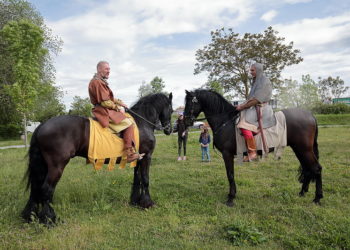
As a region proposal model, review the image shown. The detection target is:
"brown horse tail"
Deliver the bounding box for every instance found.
[23,124,47,192]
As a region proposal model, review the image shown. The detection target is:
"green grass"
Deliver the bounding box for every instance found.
[315,113,350,125]
[0,127,349,249]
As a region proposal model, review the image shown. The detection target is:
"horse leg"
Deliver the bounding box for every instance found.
[299,170,311,197]
[139,155,155,208]
[22,193,40,222]
[38,158,67,225]
[293,148,323,204]
[130,163,141,206]
[223,151,236,207]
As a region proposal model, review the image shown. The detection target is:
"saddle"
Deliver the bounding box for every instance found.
[235,111,287,164]
[87,114,140,170]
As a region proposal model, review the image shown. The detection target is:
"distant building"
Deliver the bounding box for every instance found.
[333,97,350,106]
[175,106,184,114]
[26,121,40,133]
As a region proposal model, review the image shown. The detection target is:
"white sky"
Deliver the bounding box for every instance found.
[29,0,350,109]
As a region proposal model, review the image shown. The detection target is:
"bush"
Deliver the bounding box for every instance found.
[0,124,21,139]
[312,103,350,114]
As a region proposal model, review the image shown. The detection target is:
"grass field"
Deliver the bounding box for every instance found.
[0,127,349,249]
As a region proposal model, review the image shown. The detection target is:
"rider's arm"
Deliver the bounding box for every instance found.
[236,98,259,111]
[101,100,118,110]
[114,98,127,107]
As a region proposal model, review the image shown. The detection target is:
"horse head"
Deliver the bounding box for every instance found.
[184,90,202,128]
[159,92,173,135]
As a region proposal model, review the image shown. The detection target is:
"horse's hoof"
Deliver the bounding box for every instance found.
[130,200,140,207]
[313,199,321,205]
[299,192,305,197]
[226,200,234,207]
[140,199,155,209]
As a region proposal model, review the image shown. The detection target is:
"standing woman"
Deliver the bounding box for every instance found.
[174,114,188,160]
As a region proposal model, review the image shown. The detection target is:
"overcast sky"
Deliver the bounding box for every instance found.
[29,0,350,109]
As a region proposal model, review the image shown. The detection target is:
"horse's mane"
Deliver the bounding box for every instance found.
[131,93,170,115]
[194,89,235,114]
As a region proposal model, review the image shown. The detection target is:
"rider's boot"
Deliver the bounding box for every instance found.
[243,137,257,162]
[123,125,144,163]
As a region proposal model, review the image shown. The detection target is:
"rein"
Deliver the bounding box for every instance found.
[125,108,170,131]
[193,110,238,135]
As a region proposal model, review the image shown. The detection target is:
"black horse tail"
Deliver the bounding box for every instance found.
[313,119,320,160]
[23,124,47,192]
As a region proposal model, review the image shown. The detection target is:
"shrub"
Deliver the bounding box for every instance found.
[225,222,267,246]
[312,103,350,114]
[0,124,21,139]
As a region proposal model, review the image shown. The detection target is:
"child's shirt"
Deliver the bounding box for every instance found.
[199,133,211,145]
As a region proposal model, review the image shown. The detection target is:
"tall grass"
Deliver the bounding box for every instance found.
[0,127,349,249]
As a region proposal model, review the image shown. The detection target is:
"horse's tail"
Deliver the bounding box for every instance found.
[313,119,320,160]
[23,124,47,192]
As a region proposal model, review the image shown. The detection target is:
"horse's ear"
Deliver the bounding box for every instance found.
[168,92,173,101]
[185,90,192,96]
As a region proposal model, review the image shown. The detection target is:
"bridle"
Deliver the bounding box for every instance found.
[125,106,172,131]
[185,96,238,135]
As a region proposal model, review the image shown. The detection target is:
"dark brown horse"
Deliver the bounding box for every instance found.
[184,89,323,206]
[22,93,173,224]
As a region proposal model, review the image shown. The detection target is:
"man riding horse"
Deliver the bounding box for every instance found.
[235,63,275,162]
[88,61,144,162]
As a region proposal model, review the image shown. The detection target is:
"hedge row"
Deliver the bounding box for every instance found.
[0,124,22,139]
[312,103,350,114]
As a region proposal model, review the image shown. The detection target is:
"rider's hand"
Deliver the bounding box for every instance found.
[119,106,126,113]
[236,104,244,111]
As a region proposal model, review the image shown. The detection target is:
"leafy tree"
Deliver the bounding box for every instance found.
[299,75,319,110]
[0,0,63,129]
[203,80,224,95]
[32,84,66,122]
[276,78,300,108]
[194,26,303,99]
[277,75,319,110]
[138,80,153,97]
[138,76,168,97]
[1,19,47,146]
[150,76,166,93]
[69,96,93,117]
[318,76,349,103]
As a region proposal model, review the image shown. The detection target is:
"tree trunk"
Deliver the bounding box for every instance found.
[23,113,28,148]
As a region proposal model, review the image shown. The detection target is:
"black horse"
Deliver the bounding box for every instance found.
[22,93,173,224]
[184,89,323,206]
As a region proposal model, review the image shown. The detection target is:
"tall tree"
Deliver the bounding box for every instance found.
[0,0,63,129]
[149,76,166,93]
[69,96,93,117]
[318,76,349,103]
[138,76,167,97]
[1,20,47,146]
[194,26,303,99]
[276,78,300,108]
[299,75,319,110]
[32,84,66,122]
[277,75,319,110]
[138,80,153,97]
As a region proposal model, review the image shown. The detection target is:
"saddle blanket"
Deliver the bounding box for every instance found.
[235,111,287,164]
[87,113,139,170]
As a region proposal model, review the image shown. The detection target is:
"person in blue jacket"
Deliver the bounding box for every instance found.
[199,126,211,162]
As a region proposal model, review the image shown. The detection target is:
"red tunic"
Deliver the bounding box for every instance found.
[88,77,126,128]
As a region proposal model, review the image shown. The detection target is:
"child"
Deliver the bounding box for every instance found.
[199,126,211,162]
